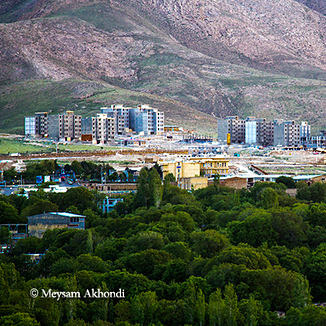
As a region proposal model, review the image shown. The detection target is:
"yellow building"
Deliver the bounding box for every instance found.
[189,157,229,176]
[161,161,201,179]
[179,177,208,190]
[159,160,207,190]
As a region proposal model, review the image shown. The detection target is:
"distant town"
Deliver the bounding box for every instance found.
[25,104,326,149]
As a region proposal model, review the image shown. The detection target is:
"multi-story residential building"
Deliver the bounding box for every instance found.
[101,105,130,135]
[24,112,48,137]
[35,112,48,137]
[129,105,164,135]
[161,160,201,180]
[160,159,207,190]
[217,116,245,144]
[64,111,82,141]
[189,157,229,176]
[219,116,305,147]
[300,121,311,147]
[81,117,93,135]
[25,116,36,137]
[92,113,115,144]
[48,114,63,140]
[308,130,326,148]
[245,117,274,147]
[274,120,300,147]
[48,111,82,141]
[258,119,274,147]
[160,156,229,190]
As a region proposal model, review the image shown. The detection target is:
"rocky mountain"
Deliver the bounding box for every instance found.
[1,0,326,134]
[295,0,326,16]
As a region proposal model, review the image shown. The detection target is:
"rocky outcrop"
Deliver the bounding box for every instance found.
[295,0,326,16]
[120,0,326,72]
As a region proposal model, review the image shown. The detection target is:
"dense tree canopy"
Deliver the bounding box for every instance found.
[1,163,326,325]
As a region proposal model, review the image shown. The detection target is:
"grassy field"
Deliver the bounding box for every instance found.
[0,138,53,155]
[0,137,119,155]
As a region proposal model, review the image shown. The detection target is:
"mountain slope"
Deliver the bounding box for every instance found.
[295,0,326,16]
[1,0,326,134]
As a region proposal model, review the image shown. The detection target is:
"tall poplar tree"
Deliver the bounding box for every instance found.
[133,168,149,209]
[148,168,163,208]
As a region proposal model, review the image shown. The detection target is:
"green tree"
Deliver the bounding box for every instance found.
[0,227,11,244]
[216,244,271,270]
[223,284,239,326]
[148,169,163,208]
[0,312,40,326]
[228,209,276,247]
[310,182,326,202]
[133,168,150,209]
[12,236,41,255]
[70,160,83,176]
[276,176,296,189]
[305,246,326,301]
[0,202,21,224]
[195,289,206,326]
[191,230,230,258]
[163,173,176,200]
[243,294,260,326]
[58,187,96,212]
[127,231,165,252]
[208,288,224,326]
[259,187,279,209]
[131,292,158,326]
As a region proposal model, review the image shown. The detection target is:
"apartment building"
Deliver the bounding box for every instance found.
[24,112,48,137]
[161,160,201,179]
[274,120,300,147]
[160,156,229,190]
[300,121,310,147]
[160,160,207,190]
[48,111,82,141]
[101,105,130,135]
[245,117,274,147]
[218,116,305,147]
[189,157,229,176]
[217,116,245,144]
[92,113,115,144]
[129,105,164,136]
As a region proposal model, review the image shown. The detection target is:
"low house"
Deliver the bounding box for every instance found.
[28,212,85,238]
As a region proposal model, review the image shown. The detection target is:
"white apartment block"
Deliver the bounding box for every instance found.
[129,105,164,135]
[92,113,115,144]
